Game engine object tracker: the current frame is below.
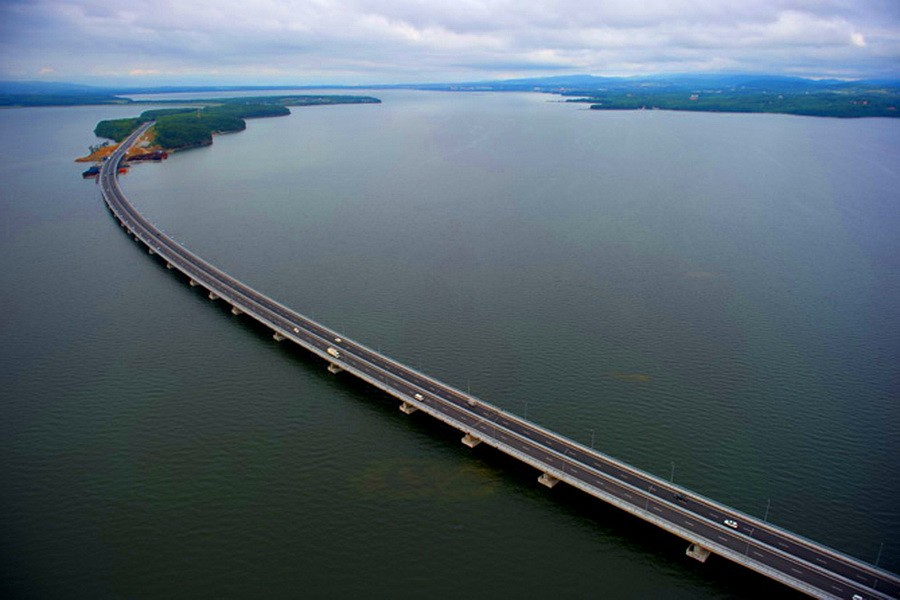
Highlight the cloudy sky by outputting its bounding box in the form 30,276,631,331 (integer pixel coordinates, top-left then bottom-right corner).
1,0,898,86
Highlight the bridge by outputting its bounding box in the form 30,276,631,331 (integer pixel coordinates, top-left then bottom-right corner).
100,122,898,600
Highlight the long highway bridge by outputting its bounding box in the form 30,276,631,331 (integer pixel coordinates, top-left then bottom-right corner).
100,122,898,600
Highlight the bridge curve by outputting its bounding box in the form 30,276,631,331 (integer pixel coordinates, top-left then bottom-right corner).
100,121,898,600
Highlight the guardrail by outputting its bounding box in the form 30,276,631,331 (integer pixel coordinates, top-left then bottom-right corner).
98,122,898,600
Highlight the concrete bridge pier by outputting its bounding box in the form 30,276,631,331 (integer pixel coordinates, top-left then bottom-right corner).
538,473,560,489
208,292,219,301
231,306,243,315
272,332,285,342
327,363,343,375
148,248,154,255
686,544,711,563
399,402,418,415
166,262,174,270
461,433,482,448
189,279,198,287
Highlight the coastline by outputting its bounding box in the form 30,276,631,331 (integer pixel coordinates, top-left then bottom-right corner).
76,95,381,162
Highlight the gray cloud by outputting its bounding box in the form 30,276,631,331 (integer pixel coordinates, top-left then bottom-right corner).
1,0,897,84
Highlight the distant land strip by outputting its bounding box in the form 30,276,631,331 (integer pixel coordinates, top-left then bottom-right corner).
566,91,897,118
5,74,900,118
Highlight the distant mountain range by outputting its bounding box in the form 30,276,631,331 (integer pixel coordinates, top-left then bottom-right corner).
2,73,898,98
404,73,900,95
0,81,110,95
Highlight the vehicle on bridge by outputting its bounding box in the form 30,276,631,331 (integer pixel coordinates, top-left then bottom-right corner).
97,119,900,600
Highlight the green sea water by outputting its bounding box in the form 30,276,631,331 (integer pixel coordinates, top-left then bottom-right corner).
1,91,897,598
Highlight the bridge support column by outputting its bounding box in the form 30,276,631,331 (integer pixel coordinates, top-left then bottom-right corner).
166,262,174,270
686,544,711,563
327,363,343,375
208,292,219,301
538,473,560,489
273,332,285,342
148,248,154,255
462,433,482,448
189,279,198,287
231,306,243,316
399,402,418,415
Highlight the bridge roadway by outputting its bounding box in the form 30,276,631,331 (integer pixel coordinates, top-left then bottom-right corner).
100,122,898,600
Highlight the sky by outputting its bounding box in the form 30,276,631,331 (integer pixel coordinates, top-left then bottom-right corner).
1,0,898,86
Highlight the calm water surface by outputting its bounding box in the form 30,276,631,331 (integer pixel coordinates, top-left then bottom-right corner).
1,91,898,598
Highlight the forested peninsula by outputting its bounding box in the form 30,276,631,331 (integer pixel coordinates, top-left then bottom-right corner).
90,95,380,154
570,91,898,118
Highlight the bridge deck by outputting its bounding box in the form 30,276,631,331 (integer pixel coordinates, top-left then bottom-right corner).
99,122,898,600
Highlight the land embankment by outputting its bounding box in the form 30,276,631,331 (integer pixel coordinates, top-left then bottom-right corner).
76,126,164,162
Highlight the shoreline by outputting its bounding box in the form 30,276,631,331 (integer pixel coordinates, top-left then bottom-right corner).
77,95,380,163
76,125,165,162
